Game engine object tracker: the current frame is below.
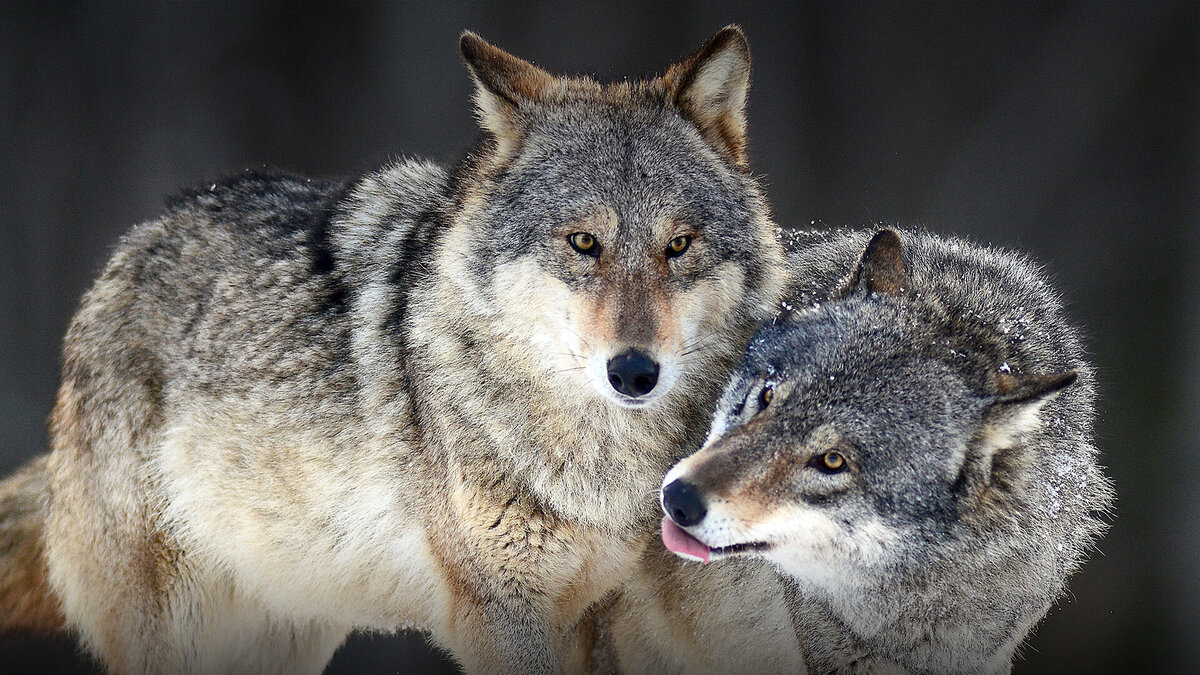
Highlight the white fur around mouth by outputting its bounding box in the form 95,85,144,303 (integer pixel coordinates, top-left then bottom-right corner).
611,397,652,408
606,391,668,408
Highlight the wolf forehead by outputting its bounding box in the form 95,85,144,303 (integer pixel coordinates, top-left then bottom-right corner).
740,298,980,393
775,317,977,402
485,109,761,232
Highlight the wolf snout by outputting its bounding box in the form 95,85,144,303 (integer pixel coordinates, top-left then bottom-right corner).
662,478,707,527
607,349,660,398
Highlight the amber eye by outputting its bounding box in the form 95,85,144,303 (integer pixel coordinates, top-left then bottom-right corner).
666,235,691,257
568,232,599,256
758,385,774,411
818,451,847,473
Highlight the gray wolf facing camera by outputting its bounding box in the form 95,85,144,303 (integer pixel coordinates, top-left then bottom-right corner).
0,27,787,674
661,228,1114,673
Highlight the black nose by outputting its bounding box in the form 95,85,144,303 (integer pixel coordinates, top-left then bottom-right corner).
662,479,707,527
607,349,660,397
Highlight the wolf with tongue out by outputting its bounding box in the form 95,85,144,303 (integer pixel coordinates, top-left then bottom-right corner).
653,228,1113,674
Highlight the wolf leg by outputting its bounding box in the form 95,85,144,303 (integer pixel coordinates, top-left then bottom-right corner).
438,596,562,675
594,544,805,675
132,586,349,675
42,380,352,673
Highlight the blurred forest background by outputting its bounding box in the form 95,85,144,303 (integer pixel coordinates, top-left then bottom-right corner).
1,2,1196,672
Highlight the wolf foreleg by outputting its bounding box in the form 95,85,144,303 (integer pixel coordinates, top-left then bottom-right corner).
440,596,564,675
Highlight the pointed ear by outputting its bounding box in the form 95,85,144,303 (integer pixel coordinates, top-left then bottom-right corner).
993,370,1078,405
663,26,752,169
963,370,1077,492
460,31,556,155
977,370,1077,455
837,229,908,298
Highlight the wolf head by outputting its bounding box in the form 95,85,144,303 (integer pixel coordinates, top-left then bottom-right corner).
438,28,784,410
660,230,1086,581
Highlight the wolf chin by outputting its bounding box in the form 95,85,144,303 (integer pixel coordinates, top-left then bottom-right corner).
660,228,1114,674
0,28,789,674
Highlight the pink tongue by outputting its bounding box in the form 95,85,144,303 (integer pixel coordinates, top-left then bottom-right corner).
661,517,711,564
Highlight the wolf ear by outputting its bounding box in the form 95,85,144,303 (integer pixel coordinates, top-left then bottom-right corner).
663,26,752,169
837,229,908,298
993,370,1078,406
976,370,1077,456
460,31,556,156
964,370,1077,492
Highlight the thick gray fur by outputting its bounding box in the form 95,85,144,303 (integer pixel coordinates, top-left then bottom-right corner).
668,228,1114,674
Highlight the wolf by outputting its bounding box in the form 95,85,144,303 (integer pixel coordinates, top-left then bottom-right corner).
658,228,1114,673
0,27,791,674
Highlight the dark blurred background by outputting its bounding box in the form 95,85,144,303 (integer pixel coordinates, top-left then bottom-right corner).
1,1,1196,673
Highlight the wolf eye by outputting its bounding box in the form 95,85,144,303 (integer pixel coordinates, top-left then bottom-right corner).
758,385,773,411
666,235,691,258
569,232,599,256
815,451,847,473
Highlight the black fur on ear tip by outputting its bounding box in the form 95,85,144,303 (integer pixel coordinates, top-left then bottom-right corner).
459,31,487,62
995,370,1078,405
710,25,749,52
864,228,903,262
